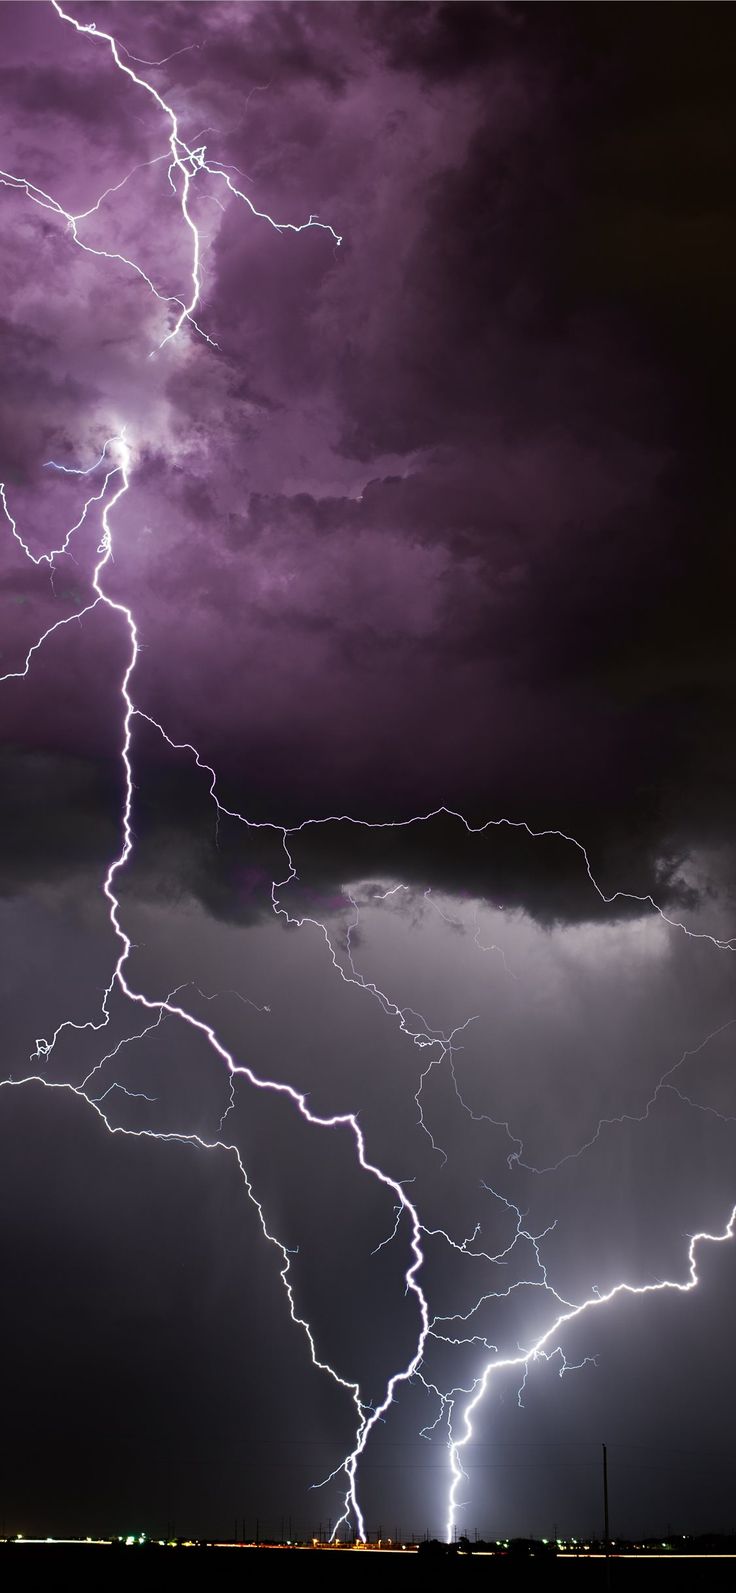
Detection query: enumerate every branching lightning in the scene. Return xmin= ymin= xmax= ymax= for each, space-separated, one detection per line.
xmin=1 ymin=0 xmax=735 ymax=1544
xmin=444 ymin=1207 xmax=736 ymax=1539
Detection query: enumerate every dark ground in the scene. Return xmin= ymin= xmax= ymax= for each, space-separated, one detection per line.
xmin=3 ymin=1545 xmax=736 ymax=1585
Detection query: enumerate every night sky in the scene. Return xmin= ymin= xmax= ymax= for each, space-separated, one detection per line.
xmin=1 ymin=0 xmax=735 ymax=1545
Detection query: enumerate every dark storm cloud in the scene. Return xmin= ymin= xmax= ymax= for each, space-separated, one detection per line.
xmin=0 ymin=320 xmax=96 ymax=483
xmin=0 ymin=734 xmax=700 ymax=938
xmin=199 ymin=4 xmax=354 ymax=96
xmin=176 ymin=0 xmax=732 ymax=909
xmin=0 ymin=750 xmax=115 ymax=889
xmin=0 ymin=0 xmax=733 ymax=931
xmin=0 ymin=63 xmax=132 ymax=127
xmin=371 ymin=1 xmax=523 ymax=81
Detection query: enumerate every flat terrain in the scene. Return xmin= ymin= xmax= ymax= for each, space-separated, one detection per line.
xmin=3 ymin=1546 xmax=736 ymax=1585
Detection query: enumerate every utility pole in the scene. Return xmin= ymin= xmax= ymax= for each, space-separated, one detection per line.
xmin=603 ymin=1442 xmax=611 ymax=1591
xmin=602 ymin=1443 xmax=610 ymax=1550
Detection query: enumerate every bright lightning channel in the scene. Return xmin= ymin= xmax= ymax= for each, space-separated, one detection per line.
xmin=0 ymin=0 xmax=734 ymax=1546
xmin=445 ymin=1207 xmax=736 ymax=1541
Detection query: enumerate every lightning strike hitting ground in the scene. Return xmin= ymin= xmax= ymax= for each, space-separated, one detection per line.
xmin=1 ymin=0 xmax=734 ymax=1545
xmin=445 ymin=1206 xmax=736 ymax=1541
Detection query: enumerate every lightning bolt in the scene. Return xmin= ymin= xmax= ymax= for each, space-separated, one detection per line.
xmin=1 ymin=421 xmax=430 ymax=1541
xmin=0 ymin=1 xmax=340 ymax=362
xmin=1 ymin=0 xmax=734 ymax=1546
xmin=445 ymin=1207 xmax=736 ymax=1541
